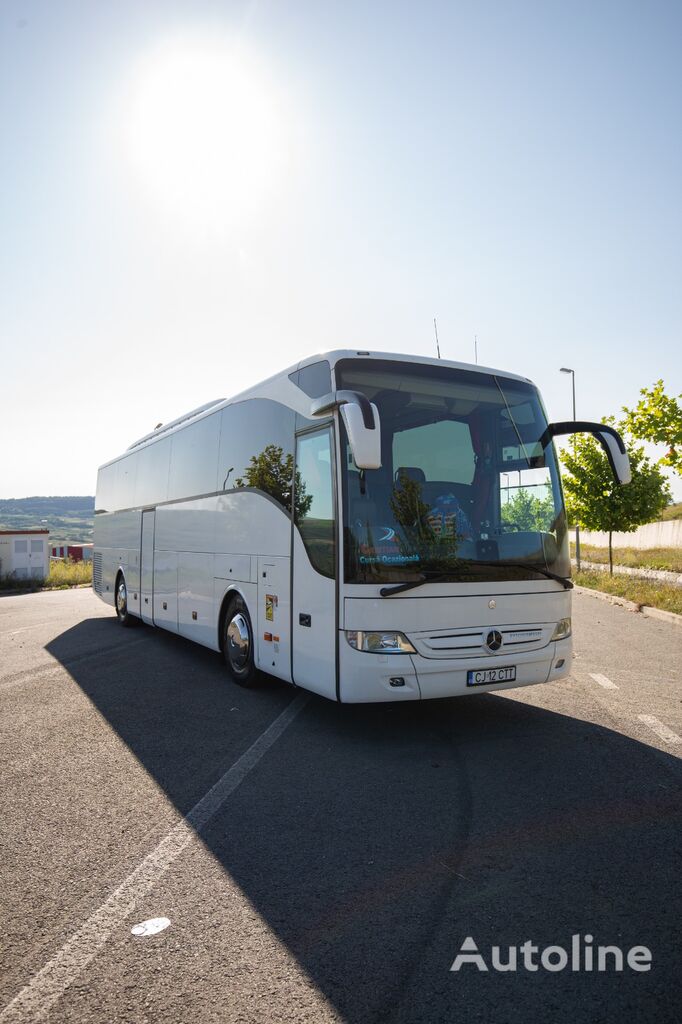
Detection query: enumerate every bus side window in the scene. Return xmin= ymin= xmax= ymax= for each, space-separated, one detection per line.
xmin=218 ymin=399 xmax=296 ymax=511
xmin=294 ymin=430 xmax=336 ymax=578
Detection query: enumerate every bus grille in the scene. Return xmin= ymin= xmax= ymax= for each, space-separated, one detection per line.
xmin=92 ymin=552 xmax=103 ymax=594
xmin=410 ymin=624 xmax=552 ymax=659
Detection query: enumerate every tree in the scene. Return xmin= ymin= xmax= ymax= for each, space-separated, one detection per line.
xmin=389 ymin=473 xmax=433 ymax=546
xmin=500 ymin=488 xmax=555 ymax=533
xmin=622 ymin=380 xmax=682 ymax=475
xmin=235 ymin=444 xmax=313 ymax=520
xmin=561 ymin=421 xmax=671 ymax=573
xmin=389 ymin=473 xmax=462 ymax=568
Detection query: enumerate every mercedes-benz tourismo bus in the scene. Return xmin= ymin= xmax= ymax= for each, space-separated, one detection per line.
xmin=93 ymin=351 xmax=630 ymax=702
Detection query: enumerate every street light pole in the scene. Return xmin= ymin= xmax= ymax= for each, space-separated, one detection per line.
xmin=560 ymin=367 xmax=580 ymax=571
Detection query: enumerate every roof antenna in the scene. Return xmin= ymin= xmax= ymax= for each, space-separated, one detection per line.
xmin=474 ymin=334 xmax=478 ymax=364
xmin=433 ymin=317 xmax=441 ymax=359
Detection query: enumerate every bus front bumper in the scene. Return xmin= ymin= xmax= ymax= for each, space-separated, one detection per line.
xmin=338 ymin=636 xmax=572 ymax=703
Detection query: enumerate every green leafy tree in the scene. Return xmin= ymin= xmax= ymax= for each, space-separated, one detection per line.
xmin=390 ymin=473 xmax=433 ymax=546
xmin=622 ymin=380 xmax=682 ymax=475
xmin=235 ymin=444 xmax=313 ymax=519
xmin=500 ymin=488 xmax=555 ymax=532
xmin=389 ymin=473 xmax=462 ymax=568
xmin=561 ymin=422 xmax=671 ymax=573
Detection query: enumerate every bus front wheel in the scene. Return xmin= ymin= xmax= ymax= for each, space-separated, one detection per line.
xmin=223 ymin=597 xmax=258 ymax=687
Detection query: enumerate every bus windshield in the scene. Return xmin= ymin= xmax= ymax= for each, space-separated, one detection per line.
xmin=336 ymin=359 xmax=570 ymax=586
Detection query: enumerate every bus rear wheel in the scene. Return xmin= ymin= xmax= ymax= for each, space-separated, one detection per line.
xmin=223 ymin=597 xmax=258 ymax=687
xmin=115 ymin=574 xmax=138 ymax=628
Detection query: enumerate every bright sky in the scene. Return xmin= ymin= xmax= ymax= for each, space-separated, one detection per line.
xmin=2 ymin=0 xmax=680 ymax=499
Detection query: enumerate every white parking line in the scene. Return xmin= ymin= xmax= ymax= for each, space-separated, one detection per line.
xmin=589 ymin=673 xmax=619 ymax=690
xmin=637 ymin=715 xmax=682 ymax=746
xmin=0 ymin=692 xmax=309 ymax=1024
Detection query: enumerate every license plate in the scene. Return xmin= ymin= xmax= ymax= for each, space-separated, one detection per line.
xmin=467 ymin=666 xmax=517 ymax=686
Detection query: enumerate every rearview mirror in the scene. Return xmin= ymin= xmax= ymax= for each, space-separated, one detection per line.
xmin=544 ymin=421 xmax=631 ymax=485
xmin=310 ymin=390 xmax=382 ymax=470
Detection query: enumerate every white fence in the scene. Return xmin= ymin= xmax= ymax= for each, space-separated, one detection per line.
xmin=579 ymin=519 xmax=682 ymax=549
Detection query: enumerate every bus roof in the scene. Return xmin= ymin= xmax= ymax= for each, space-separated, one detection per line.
xmin=228 ymin=348 xmax=534 ymax=406
xmin=300 ymin=349 xmax=533 ymax=384
xmin=108 ymin=349 xmax=535 ymax=467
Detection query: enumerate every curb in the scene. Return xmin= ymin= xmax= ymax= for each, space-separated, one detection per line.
xmin=640 ymin=604 xmax=682 ymax=627
xmin=573 ymin=584 xmax=640 ymax=614
xmin=573 ymin=584 xmax=682 ymax=627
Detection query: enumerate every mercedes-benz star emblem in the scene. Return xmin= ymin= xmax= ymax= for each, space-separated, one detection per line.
xmin=486 ymin=630 xmax=503 ymax=652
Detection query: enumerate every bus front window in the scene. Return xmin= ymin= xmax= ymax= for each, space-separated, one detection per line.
xmin=336 ymin=359 xmax=570 ymax=586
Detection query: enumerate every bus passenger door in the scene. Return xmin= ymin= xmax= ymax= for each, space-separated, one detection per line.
xmin=140 ymin=509 xmax=155 ymax=625
xmin=292 ymin=428 xmax=338 ymax=700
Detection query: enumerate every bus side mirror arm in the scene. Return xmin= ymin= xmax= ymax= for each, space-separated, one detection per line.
xmin=543 ymin=421 xmax=631 ymax=485
xmin=311 ymin=391 xmax=382 ymax=470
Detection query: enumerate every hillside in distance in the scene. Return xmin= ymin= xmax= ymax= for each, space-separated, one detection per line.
xmin=0 ymin=496 xmax=95 ymax=544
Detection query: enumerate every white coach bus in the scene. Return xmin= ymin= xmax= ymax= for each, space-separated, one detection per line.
xmin=93 ymin=351 xmax=630 ymax=702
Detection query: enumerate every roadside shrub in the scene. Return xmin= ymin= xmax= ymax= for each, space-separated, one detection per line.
xmin=48 ymin=558 xmax=93 ymax=586
xmin=0 ymin=558 xmax=92 ymax=591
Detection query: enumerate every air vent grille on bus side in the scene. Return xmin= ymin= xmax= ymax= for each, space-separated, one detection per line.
xmin=92 ymin=552 xmax=103 ymax=594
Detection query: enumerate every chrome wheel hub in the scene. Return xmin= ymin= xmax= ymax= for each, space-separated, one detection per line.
xmin=226 ymin=613 xmax=250 ymax=672
xmin=116 ymin=581 xmax=127 ymax=615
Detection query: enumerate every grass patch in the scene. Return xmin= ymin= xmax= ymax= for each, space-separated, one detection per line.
xmin=571 ymin=543 xmax=682 ymax=574
xmin=47 ymin=559 xmax=93 ymax=587
xmin=574 ymin=570 xmax=682 ymax=615
xmin=0 ymin=559 xmax=92 ymax=592
xmin=660 ymin=502 xmax=682 ymax=521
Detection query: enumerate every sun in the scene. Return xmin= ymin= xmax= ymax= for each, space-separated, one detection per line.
xmin=124 ymin=35 xmax=287 ymax=231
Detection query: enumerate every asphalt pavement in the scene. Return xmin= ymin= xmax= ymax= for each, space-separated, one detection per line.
xmin=0 ymin=587 xmax=681 ymax=1024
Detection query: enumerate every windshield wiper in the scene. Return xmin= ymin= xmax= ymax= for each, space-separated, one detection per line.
xmin=467 ymin=560 xmax=573 ymax=590
xmin=380 ymin=571 xmax=454 ymax=597
xmin=379 ymin=560 xmax=572 ymax=597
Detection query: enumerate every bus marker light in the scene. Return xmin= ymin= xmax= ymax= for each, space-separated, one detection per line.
xmin=264 ymin=632 xmax=272 ymax=642
xmin=389 ymin=677 xmax=406 ymax=687
xmin=551 ymin=618 xmax=572 ymax=640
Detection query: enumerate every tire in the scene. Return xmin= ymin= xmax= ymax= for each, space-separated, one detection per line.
xmin=115 ymin=574 xmax=138 ymax=628
xmin=222 ymin=596 xmax=259 ymax=687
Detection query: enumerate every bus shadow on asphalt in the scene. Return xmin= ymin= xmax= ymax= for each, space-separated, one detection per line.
xmin=46 ymin=617 xmax=681 ymax=1024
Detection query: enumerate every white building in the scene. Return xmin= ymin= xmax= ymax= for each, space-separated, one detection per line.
xmin=0 ymin=530 xmax=50 ymax=580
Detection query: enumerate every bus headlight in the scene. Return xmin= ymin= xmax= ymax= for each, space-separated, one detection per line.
xmin=345 ymin=630 xmax=417 ymax=654
xmin=551 ymin=617 xmax=572 ymax=641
